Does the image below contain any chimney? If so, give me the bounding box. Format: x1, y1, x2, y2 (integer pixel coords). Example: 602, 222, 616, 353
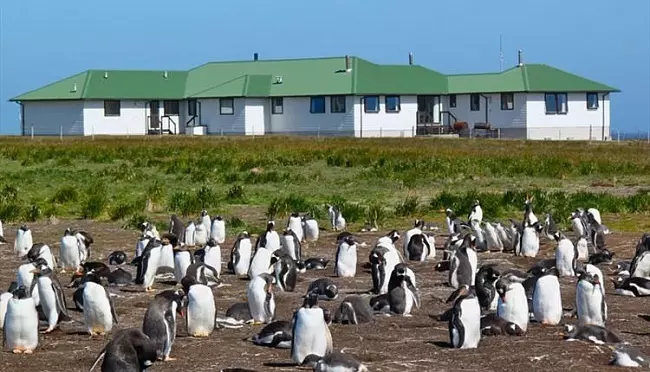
517, 49, 523, 67
71, 83, 77, 93
163, 71, 168, 79
345, 55, 351, 72
254, 52, 259, 61
103, 71, 108, 79
408, 52, 414, 65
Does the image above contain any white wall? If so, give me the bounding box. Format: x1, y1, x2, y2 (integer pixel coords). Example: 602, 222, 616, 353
268, 96, 355, 136
447, 93, 527, 131
354, 95, 418, 137
198, 98, 246, 135
83, 100, 147, 135
245, 98, 266, 135
23, 101, 84, 136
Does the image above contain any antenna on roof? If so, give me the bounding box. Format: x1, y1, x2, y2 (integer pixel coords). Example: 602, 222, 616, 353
163, 71, 168, 79
254, 52, 259, 61
103, 71, 108, 79
499, 34, 504, 71
517, 49, 523, 67
408, 52, 414, 65
345, 55, 351, 72
71, 83, 77, 93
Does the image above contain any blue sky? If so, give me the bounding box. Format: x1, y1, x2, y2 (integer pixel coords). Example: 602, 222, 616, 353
1, 0, 648, 135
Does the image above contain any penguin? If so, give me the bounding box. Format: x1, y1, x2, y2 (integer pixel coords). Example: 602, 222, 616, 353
609, 344, 650, 368
210, 215, 226, 244
335, 235, 358, 278
583, 263, 606, 295
576, 270, 607, 327
287, 212, 304, 242
496, 272, 529, 332
523, 196, 538, 225
25, 243, 56, 272
495, 222, 512, 251
301, 215, 319, 242
83, 281, 119, 336
31, 260, 71, 333
202, 238, 222, 278
553, 231, 576, 277
484, 222, 504, 252
369, 245, 397, 295
588, 208, 603, 225
588, 249, 615, 266
475, 265, 500, 311
135, 239, 162, 292
194, 221, 209, 247
281, 228, 302, 262
403, 220, 425, 260
448, 285, 481, 349
614, 260, 631, 276
570, 210, 585, 238
71, 270, 102, 311
229, 231, 253, 276
185, 262, 220, 287
107, 251, 127, 265
467, 220, 488, 253
291, 292, 333, 365
520, 221, 541, 257
60, 228, 81, 271
563, 324, 621, 344
181, 275, 215, 337
304, 257, 329, 270
184, 221, 196, 246
327, 204, 346, 232
83, 261, 111, 279
200, 209, 211, 234
313, 352, 368, 372
374, 264, 420, 316
480, 313, 525, 336
376, 230, 401, 255
248, 245, 274, 279
141, 221, 160, 239
613, 276, 650, 297
16, 261, 40, 306
0, 218, 5, 244
142, 290, 184, 361
14, 225, 33, 258
406, 233, 432, 262
89, 328, 157, 372
74, 230, 94, 262
248, 273, 275, 324
174, 247, 194, 284
449, 235, 477, 290
307, 278, 339, 301
333, 295, 374, 325
589, 218, 609, 253
107, 268, 132, 287
509, 219, 523, 254
155, 237, 175, 279
217, 302, 252, 328
251, 320, 293, 349
532, 267, 562, 325
445, 208, 461, 235
0, 291, 12, 329
575, 236, 589, 260
274, 253, 298, 292
543, 213, 558, 240
2, 286, 38, 354
169, 214, 185, 243
135, 234, 151, 258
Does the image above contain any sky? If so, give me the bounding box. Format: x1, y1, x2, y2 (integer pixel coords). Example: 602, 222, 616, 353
0, 0, 649, 135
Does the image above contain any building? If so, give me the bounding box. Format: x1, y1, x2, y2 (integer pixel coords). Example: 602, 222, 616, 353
10, 53, 619, 140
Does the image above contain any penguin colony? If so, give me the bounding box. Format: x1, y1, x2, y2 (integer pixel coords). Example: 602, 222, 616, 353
0, 201, 649, 370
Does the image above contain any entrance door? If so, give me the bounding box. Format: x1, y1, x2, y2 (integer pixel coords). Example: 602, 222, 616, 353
149, 100, 160, 130
417, 95, 441, 135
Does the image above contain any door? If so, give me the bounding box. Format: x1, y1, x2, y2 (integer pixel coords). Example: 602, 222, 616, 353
417, 95, 441, 135
149, 100, 160, 129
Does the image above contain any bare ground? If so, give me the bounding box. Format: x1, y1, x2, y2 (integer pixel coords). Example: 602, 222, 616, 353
1, 220, 649, 372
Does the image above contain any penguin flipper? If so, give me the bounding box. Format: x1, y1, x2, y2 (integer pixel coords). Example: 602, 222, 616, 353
52, 281, 71, 320
106, 289, 119, 324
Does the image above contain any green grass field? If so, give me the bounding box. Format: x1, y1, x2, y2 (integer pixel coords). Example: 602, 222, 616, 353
0, 136, 649, 233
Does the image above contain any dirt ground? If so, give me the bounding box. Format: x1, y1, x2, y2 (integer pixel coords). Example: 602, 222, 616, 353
1, 219, 649, 372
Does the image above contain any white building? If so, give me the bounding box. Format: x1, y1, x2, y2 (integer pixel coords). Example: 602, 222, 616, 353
11, 54, 618, 140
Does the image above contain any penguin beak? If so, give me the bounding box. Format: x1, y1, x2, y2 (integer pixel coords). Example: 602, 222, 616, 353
30, 268, 40, 274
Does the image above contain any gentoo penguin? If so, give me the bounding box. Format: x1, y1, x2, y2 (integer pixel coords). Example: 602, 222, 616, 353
509, 219, 523, 254
14, 225, 33, 258
291, 293, 333, 365
141, 221, 160, 239
2, 286, 38, 354
468, 200, 483, 224
135, 234, 152, 258
72, 271, 102, 311
532, 267, 562, 325
307, 278, 339, 301
304, 257, 329, 270
588, 249, 615, 266
449, 235, 477, 290
369, 245, 399, 294
142, 290, 184, 361
75, 229, 94, 262
210, 215, 226, 244
495, 222, 512, 251
313, 352, 368, 372
333, 295, 374, 325
327, 204, 346, 231
575, 236, 589, 260
613, 276, 650, 297
468, 220, 488, 252
376, 230, 401, 255
184, 221, 196, 246
475, 265, 500, 311
89, 328, 157, 372
25, 243, 56, 271
335, 235, 358, 278
287, 212, 304, 242
570, 210, 585, 238
448, 285, 481, 349
406, 233, 432, 262
181, 275, 215, 337
248, 245, 274, 279
16, 261, 41, 306
194, 221, 209, 247
199, 209, 211, 235
554, 231, 576, 277
523, 197, 538, 225
576, 270, 607, 326
589, 218, 609, 253
31, 260, 71, 333
0, 218, 5, 244
229, 231, 253, 276
563, 324, 621, 344
248, 273, 276, 324
107, 251, 127, 265
256, 221, 281, 251
480, 313, 525, 336
274, 252, 298, 292
202, 238, 222, 278
135, 239, 162, 292
169, 214, 185, 243
157, 238, 175, 278
445, 208, 461, 235
543, 213, 558, 241
403, 220, 425, 260
588, 208, 603, 225
496, 272, 529, 332
174, 247, 194, 284
185, 261, 220, 287
609, 344, 650, 368
0, 291, 12, 329
60, 228, 82, 272
301, 215, 319, 242
373, 264, 420, 316
107, 268, 132, 287
251, 320, 293, 349
281, 228, 302, 261
484, 222, 504, 252
83, 281, 119, 336
520, 221, 541, 258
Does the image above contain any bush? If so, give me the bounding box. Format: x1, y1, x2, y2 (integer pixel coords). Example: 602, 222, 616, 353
228, 216, 246, 229
169, 191, 201, 217
109, 201, 139, 221
395, 195, 420, 217
51, 186, 79, 204
81, 183, 108, 219
0, 202, 23, 222
23, 203, 42, 222
226, 185, 246, 202
366, 201, 389, 229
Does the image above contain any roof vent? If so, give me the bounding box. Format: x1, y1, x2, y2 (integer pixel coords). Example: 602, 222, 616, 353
103, 71, 109, 79
517, 49, 523, 67
408, 52, 414, 65
254, 53, 259, 61
71, 83, 77, 93
274, 76, 283, 84
345, 55, 351, 72
163, 71, 168, 79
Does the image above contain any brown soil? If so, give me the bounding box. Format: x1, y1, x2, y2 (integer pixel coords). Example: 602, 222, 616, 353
1, 220, 648, 372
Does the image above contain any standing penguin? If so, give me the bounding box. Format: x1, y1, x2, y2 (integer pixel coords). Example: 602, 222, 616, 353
406, 233, 432, 262
302, 215, 319, 242
379, 264, 420, 316
26, 243, 56, 272
142, 290, 184, 362
532, 267, 562, 325
157, 237, 175, 278
229, 231, 253, 276
83, 281, 119, 336
248, 273, 276, 324
248, 245, 274, 279
327, 205, 346, 232
369, 245, 399, 295
449, 235, 478, 290
570, 210, 585, 238
274, 253, 298, 292
31, 260, 71, 333
0, 218, 5, 244
449, 285, 481, 349
60, 228, 81, 272
14, 225, 33, 258
184, 221, 196, 247
199, 210, 211, 235
0, 291, 12, 329
2, 286, 38, 354
403, 220, 425, 260
74, 230, 94, 263
575, 236, 589, 260
194, 221, 209, 247
89, 328, 157, 372
475, 265, 500, 311
210, 215, 226, 244
554, 231, 576, 277
520, 221, 541, 257
281, 228, 302, 261
135, 239, 162, 292
576, 271, 607, 327
291, 293, 333, 366
168, 215, 185, 243
256, 221, 281, 252
287, 212, 304, 242
445, 209, 461, 235
496, 272, 529, 332
16, 262, 40, 306
484, 222, 504, 252
181, 276, 215, 337
543, 213, 558, 240
202, 238, 222, 278
335, 235, 358, 278
468, 200, 483, 224
173, 247, 194, 284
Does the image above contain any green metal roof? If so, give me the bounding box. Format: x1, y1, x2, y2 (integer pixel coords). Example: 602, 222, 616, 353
10, 71, 89, 101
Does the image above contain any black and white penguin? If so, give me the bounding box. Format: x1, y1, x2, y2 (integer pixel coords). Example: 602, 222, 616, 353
25, 243, 56, 272
157, 237, 175, 279
335, 235, 358, 278
570, 210, 585, 238
107, 251, 127, 265
31, 260, 71, 333
445, 208, 461, 235
184, 221, 196, 246
449, 235, 477, 289
406, 233, 432, 262
403, 220, 425, 260
287, 212, 304, 242
496, 272, 529, 332
60, 228, 81, 271
307, 278, 339, 301
83, 281, 119, 336
2, 286, 39, 354
89, 328, 157, 372
248, 273, 275, 324
448, 285, 481, 349
0, 291, 12, 328
256, 221, 281, 252
291, 292, 333, 365
494, 222, 512, 252
468, 200, 483, 224
74, 229, 94, 262
210, 215, 226, 244
480, 313, 525, 336
509, 219, 523, 254
229, 231, 253, 276
173, 247, 194, 284
369, 245, 399, 294
588, 249, 615, 266
313, 352, 368, 372
142, 290, 184, 361
532, 267, 562, 325
251, 320, 293, 349
16, 261, 41, 306
588, 216, 608, 253
475, 265, 500, 311
0, 218, 6, 244
71, 270, 102, 311
135, 233, 152, 259
185, 261, 220, 287
327, 204, 346, 232
181, 275, 215, 337
194, 219, 209, 247
575, 235, 589, 260
169, 214, 185, 242
576, 270, 607, 326
141, 221, 160, 240
199, 209, 211, 235
202, 238, 222, 278
281, 228, 302, 261
609, 344, 650, 368
543, 213, 558, 241
554, 231, 576, 277
107, 268, 132, 287
613, 276, 650, 297
82, 261, 111, 278
303, 257, 329, 270
372, 264, 420, 316
248, 245, 275, 279
302, 215, 319, 242
14, 225, 33, 258
484, 222, 504, 252
333, 295, 374, 325
519, 221, 541, 258
274, 252, 298, 292
563, 324, 621, 344
216, 302, 251, 328
135, 238, 162, 292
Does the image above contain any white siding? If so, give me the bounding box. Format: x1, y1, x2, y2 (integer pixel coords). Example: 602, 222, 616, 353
354, 95, 417, 138
23, 101, 84, 136
198, 98, 246, 135
83, 100, 147, 135
245, 98, 265, 135
447, 93, 527, 138
268, 96, 355, 136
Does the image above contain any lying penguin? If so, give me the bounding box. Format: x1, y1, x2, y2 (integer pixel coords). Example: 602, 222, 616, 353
563, 324, 621, 344
89, 328, 157, 371
333, 295, 375, 325
251, 320, 293, 349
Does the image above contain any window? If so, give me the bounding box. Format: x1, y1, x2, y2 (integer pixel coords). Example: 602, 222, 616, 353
385, 96, 401, 113
310, 96, 326, 113
331, 96, 346, 113
545, 93, 568, 114
500, 93, 514, 110
449, 94, 457, 108
272, 97, 283, 114
164, 100, 179, 115
587, 92, 599, 110
470, 94, 481, 111
364, 96, 380, 113
104, 100, 120, 116
220, 98, 234, 115
187, 99, 197, 116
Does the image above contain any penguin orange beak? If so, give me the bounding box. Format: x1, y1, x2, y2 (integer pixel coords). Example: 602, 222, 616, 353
265, 284, 273, 294
30, 268, 40, 274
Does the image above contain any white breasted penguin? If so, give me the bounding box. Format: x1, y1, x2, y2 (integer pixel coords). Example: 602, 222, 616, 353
445, 208, 462, 235
181, 275, 215, 337
229, 231, 253, 276
554, 231, 576, 277
335, 235, 358, 278
199, 209, 211, 236
301, 215, 320, 242
281, 228, 302, 261
467, 220, 488, 252
173, 246, 194, 284
543, 213, 558, 241
576, 270, 607, 327
107, 250, 127, 265
291, 292, 333, 366
327, 204, 346, 232
248, 273, 276, 325
25, 243, 56, 273
248, 245, 275, 279
333, 295, 375, 325
532, 267, 562, 325
307, 278, 339, 301
484, 222, 504, 252
575, 235, 589, 261
468, 200, 483, 224
376, 230, 402, 258
304, 257, 329, 270
89, 328, 157, 372
520, 221, 542, 257
135, 234, 152, 259
83, 281, 119, 336
135, 238, 162, 292
185, 261, 220, 287
60, 228, 81, 272
2, 286, 38, 354
31, 259, 72, 333
14, 225, 33, 258
252, 320, 293, 349
570, 210, 585, 238
509, 219, 523, 254
406, 233, 432, 262
496, 271, 529, 332
369, 245, 397, 294
609, 344, 650, 368
168, 214, 185, 243
495, 222, 512, 251
449, 285, 481, 349
273, 251, 298, 292
202, 238, 222, 278
184, 221, 196, 246
480, 313, 525, 336
74, 229, 94, 263
313, 352, 368, 372
0, 218, 5, 244
403, 219, 425, 260
16, 261, 41, 306
0, 291, 12, 329
376, 264, 420, 316
256, 220, 281, 252
210, 215, 226, 244
563, 324, 621, 344
523, 197, 538, 225
157, 237, 175, 279
449, 235, 478, 290
141, 221, 160, 240
194, 220, 209, 247
475, 265, 500, 311
142, 290, 185, 361
613, 276, 650, 297
287, 212, 304, 242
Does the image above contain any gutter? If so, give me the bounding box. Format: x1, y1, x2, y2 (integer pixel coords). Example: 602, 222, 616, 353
480, 94, 490, 128
359, 96, 364, 138
19, 101, 25, 136
602, 92, 610, 141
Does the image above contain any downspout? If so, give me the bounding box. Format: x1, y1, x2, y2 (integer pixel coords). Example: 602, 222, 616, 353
480, 94, 490, 127
359, 96, 364, 138
19, 102, 25, 136
602, 92, 610, 141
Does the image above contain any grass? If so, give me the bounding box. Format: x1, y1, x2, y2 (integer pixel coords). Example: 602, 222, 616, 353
0, 136, 648, 232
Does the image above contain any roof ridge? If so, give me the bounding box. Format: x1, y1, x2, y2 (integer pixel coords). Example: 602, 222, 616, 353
201, 56, 351, 66
80, 70, 92, 98
186, 75, 248, 97
521, 65, 530, 91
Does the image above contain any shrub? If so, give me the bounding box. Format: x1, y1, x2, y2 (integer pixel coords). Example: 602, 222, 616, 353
0, 202, 23, 222
228, 216, 246, 229
395, 195, 420, 217
169, 191, 201, 217
226, 185, 246, 202
81, 183, 108, 219
109, 201, 139, 221
51, 186, 79, 204
366, 201, 389, 229
23, 203, 42, 222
